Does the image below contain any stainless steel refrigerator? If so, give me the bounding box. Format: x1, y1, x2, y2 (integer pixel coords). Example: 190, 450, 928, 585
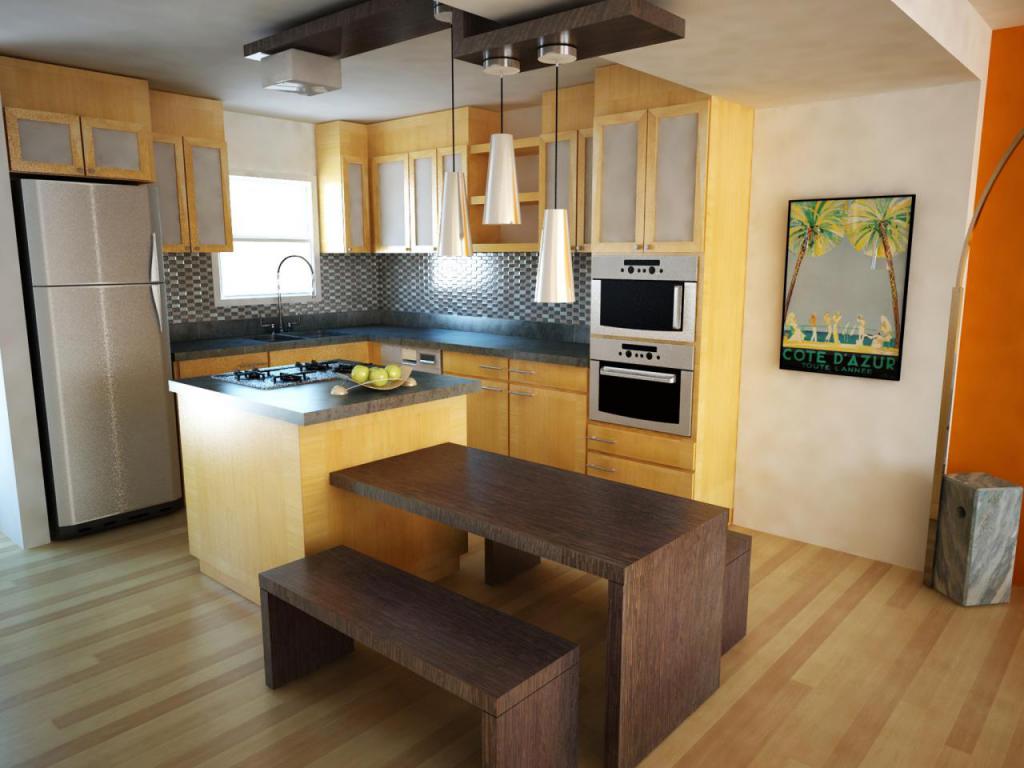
17, 178, 182, 538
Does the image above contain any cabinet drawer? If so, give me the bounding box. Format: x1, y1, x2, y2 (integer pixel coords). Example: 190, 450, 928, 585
466, 378, 509, 456
508, 360, 587, 393
267, 342, 372, 367
585, 451, 693, 497
444, 350, 508, 380
586, 421, 694, 470
176, 352, 269, 379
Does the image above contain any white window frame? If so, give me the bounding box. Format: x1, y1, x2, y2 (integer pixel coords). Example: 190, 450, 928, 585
213, 172, 322, 307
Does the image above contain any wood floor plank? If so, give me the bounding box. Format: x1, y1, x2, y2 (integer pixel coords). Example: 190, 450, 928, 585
1, 513, 1023, 768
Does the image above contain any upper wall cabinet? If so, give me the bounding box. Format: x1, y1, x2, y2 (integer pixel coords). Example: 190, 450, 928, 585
540, 131, 578, 247
315, 120, 371, 254
410, 149, 438, 252
149, 90, 233, 253
4, 108, 84, 176
592, 101, 708, 253
373, 153, 411, 253
0, 56, 153, 182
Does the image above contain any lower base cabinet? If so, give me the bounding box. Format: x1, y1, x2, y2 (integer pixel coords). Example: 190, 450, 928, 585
466, 378, 509, 455
509, 384, 587, 473
585, 420, 695, 497
585, 450, 693, 497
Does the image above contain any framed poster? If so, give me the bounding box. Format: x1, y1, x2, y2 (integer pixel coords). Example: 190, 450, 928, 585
779, 195, 916, 381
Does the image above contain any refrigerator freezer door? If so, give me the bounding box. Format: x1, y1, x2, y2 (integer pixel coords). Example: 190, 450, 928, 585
20, 179, 159, 286
32, 283, 181, 526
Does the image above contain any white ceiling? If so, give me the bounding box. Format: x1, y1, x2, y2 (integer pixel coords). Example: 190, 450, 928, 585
0, 0, 979, 123
969, 0, 1024, 29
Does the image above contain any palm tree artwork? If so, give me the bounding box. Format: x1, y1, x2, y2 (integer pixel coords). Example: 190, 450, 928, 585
783, 199, 848, 321
846, 196, 913, 343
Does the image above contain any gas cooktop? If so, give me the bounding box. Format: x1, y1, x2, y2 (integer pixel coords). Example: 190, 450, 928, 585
212, 359, 366, 390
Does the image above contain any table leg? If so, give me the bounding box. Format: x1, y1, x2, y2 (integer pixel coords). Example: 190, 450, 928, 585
604, 515, 726, 768
485, 539, 541, 585
260, 589, 354, 689
482, 665, 579, 768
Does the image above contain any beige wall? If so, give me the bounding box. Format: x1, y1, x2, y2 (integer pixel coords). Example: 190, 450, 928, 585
733, 81, 983, 570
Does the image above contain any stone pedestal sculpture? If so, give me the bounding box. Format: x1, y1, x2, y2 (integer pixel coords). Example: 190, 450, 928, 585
933, 472, 1022, 606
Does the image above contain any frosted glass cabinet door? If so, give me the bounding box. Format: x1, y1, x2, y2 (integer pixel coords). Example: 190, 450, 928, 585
152, 136, 190, 252
82, 117, 153, 182
344, 159, 370, 252
541, 132, 576, 245
183, 138, 233, 252
4, 108, 84, 176
410, 150, 438, 252
645, 103, 708, 252
373, 154, 410, 252
593, 111, 647, 252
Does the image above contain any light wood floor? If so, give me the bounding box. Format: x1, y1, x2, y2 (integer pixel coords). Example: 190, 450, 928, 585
2, 513, 1024, 767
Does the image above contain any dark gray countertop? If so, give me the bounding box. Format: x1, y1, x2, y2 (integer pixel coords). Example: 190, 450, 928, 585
169, 370, 481, 426
171, 325, 590, 367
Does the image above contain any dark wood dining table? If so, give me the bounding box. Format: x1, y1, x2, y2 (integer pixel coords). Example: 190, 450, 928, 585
331, 442, 727, 768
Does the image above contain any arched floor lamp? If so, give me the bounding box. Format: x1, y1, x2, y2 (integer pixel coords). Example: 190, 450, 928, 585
925, 126, 1024, 586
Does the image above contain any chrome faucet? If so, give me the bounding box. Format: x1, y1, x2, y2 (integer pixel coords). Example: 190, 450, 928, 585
262, 254, 314, 335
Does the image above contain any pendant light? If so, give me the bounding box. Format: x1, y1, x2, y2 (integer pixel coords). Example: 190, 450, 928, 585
535, 48, 575, 304
482, 53, 521, 225
437, 8, 472, 257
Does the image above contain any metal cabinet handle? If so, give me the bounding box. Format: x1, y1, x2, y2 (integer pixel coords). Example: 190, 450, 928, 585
509, 390, 535, 397
599, 365, 677, 384
480, 385, 504, 392
588, 435, 615, 444
509, 368, 535, 375
478, 364, 504, 371
587, 463, 616, 473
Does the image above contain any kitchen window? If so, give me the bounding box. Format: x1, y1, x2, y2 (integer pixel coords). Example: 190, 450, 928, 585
214, 175, 320, 304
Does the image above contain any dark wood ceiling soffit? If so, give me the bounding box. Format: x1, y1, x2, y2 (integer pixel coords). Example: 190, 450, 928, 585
452, 0, 686, 73
243, 0, 685, 70
242, 0, 450, 60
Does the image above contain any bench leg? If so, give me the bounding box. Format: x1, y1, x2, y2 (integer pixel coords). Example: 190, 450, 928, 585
482, 666, 578, 768
484, 539, 540, 586
722, 550, 751, 653
260, 589, 354, 689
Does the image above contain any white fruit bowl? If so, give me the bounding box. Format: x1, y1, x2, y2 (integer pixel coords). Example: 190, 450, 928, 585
330, 365, 416, 396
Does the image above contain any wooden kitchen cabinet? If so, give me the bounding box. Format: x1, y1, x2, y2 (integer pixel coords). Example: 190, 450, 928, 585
444, 350, 508, 380
372, 153, 411, 253
592, 101, 708, 253
4, 108, 84, 176
539, 131, 578, 247
586, 450, 693, 497
152, 135, 190, 251
81, 116, 152, 181
509, 359, 587, 393
577, 128, 594, 249
150, 90, 233, 253
315, 121, 371, 254
466, 378, 509, 455
509, 383, 587, 473
587, 421, 694, 470
183, 137, 232, 252
410, 149, 438, 252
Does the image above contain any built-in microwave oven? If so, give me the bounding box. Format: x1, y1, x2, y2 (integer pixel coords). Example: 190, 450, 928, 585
591, 255, 698, 343
589, 337, 694, 437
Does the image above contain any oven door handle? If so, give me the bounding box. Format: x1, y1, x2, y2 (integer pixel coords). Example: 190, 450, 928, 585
599, 366, 678, 384
672, 284, 683, 331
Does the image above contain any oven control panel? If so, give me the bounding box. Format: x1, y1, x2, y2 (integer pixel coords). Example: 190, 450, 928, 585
592, 254, 698, 281
590, 337, 694, 371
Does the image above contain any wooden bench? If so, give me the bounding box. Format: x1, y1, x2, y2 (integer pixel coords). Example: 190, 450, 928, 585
259, 546, 580, 768
723, 530, 752, 653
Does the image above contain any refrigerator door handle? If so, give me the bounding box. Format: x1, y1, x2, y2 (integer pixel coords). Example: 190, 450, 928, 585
149, 233, 160, 283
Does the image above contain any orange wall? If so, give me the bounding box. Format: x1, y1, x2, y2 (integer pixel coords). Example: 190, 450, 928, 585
948, 26, 1024, 583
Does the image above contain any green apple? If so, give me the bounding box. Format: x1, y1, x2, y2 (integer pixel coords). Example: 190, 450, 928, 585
350, 365, 370, 384
369, 367, 389, 387
385, 363, 403, 380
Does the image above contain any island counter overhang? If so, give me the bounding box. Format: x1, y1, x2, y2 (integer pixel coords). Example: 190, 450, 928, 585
169, 373, 480, 602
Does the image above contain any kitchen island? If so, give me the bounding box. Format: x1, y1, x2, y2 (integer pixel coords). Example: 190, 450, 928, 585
169, 369, 479, 602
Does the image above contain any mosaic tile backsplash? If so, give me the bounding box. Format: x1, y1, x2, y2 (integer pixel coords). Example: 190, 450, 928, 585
165, 251, 591, 328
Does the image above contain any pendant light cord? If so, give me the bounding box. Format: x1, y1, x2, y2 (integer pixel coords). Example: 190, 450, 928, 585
500, 76, 504, 133
450, 25, 455, 168
553, 64, 559, 208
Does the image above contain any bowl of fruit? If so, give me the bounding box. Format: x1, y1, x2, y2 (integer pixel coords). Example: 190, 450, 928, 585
330, 363, 416, 396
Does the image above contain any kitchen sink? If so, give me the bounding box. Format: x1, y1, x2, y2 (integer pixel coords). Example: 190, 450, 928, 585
246, 333, 305, 343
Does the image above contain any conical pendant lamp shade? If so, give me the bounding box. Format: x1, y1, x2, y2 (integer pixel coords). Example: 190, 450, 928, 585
535, 209, 574, 303
483, 133, 520, 225
438, 169, 472, 257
